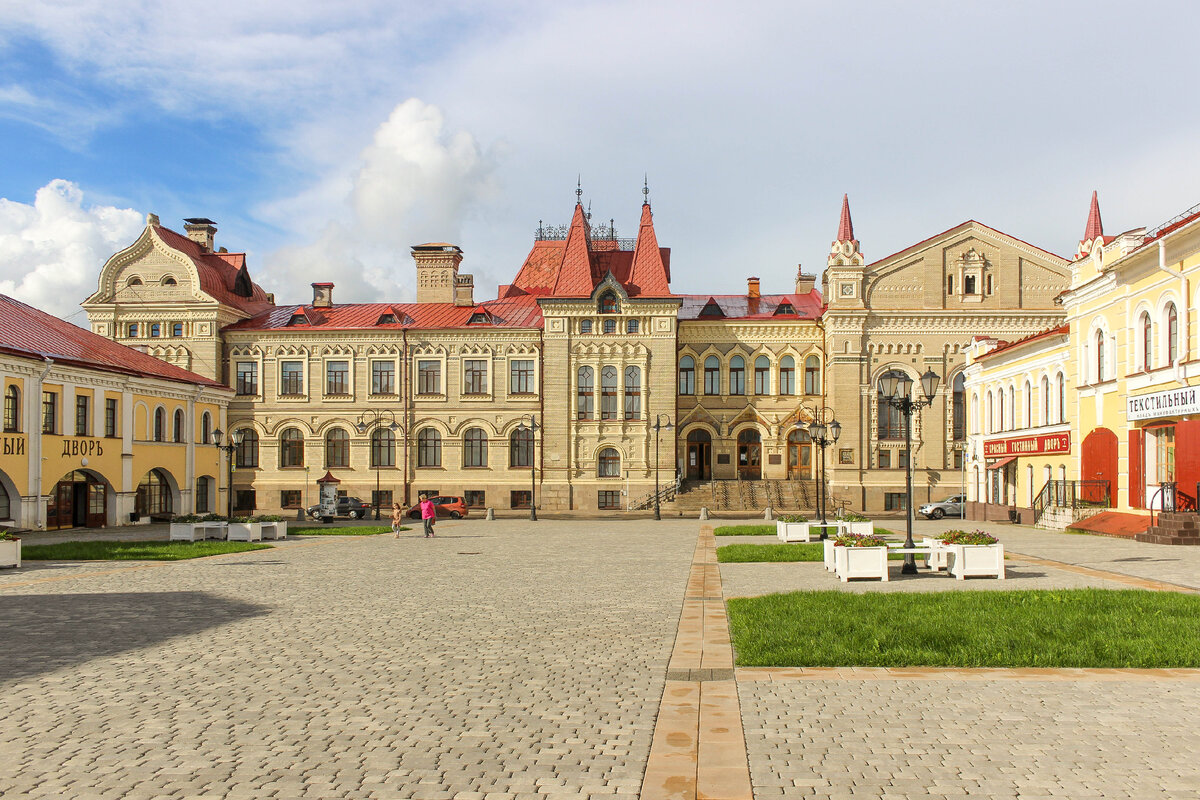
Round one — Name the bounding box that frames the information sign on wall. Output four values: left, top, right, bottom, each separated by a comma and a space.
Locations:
1127, 386, 1200, 421
983, 432, 1070, 458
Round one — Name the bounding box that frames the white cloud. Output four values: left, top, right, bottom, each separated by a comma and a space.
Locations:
256, 98, 497, 304
0, 180, 143, 321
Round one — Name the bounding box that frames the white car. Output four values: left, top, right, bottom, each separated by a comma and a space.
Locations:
918, 495, 965, 520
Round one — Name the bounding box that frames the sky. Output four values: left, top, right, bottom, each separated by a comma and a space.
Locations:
1, 0, 1198, 321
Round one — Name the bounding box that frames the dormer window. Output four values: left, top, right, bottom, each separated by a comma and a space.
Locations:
377, 313, 398, 324
468, 312, 490, 324
598, 293, 619, 314
699, 299, 725, 318
774, 302, 795, 315
288, 314, 308, 326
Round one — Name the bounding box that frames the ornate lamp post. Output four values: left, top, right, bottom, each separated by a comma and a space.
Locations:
211, 427, 244, 518
880, 369, 941, 574
516, 414, 539, 521
652, 415, 674, 520
806, 412, 841, 535
356, 409, 400, 521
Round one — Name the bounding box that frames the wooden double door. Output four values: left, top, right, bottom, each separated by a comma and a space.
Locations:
47, 471, 107, 529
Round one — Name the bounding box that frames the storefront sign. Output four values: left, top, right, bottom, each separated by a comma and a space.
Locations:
983, 432, 1070, 457
1127, 386, 1200, 421
2, 434, 25, 455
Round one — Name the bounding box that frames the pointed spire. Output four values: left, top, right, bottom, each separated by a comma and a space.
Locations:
575, 176, 583, 205
1083, 190, 1103, 242
837, 193, 854, 242
629, 201, 671, 297
553, 201, 596, 296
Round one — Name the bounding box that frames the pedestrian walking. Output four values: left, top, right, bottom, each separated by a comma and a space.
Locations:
391, 502, 405, 538
420, 494, 436, 537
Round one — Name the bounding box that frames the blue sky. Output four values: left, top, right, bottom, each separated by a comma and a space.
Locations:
2, 0, 1198, 319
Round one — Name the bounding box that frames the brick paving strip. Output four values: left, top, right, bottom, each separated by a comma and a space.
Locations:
641, 525, 753, 800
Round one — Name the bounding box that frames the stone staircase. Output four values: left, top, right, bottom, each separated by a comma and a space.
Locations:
1135, 511, 1200, 545
672, 479, 820, 514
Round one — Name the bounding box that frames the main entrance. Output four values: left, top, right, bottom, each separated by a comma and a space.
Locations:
47, 470, 108, 530
737, 429, 762, 480
1081, 427, 1117, 505
787, 428, 812, 479
686, 429, 712, 480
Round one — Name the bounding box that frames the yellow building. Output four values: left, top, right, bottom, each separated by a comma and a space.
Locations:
0, 294, 232, 530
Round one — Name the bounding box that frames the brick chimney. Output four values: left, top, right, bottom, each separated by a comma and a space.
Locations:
183, 218, 217, 252
794, 265, 816, 294
412, 243, 464, 304
454, 273, 474, 307
747, 277, 760, 298
312, 282, 333, 308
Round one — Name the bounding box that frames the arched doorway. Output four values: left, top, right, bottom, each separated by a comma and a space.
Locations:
737, 429, 762, 480
1081, 428, 1118, 505
686, 429, 712, 480
787, 428, 812, 479
136, 469, 174, 519
47, 470, 108, 530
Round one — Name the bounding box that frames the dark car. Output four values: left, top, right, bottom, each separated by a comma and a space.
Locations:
307, 496, 373, 520
406, 495, 469, 520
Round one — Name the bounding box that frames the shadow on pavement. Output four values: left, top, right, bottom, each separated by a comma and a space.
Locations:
0, 592, 268, 684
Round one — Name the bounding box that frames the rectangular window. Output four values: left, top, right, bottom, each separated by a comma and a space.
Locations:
510, 490, 531, 509
464, 359, 488, 395
509, 359, 534, 394
42, 391, 56, 434
780, 364, 794, 395
884, 493, 907, 511
464, 490, 485, 508
598, 490, 622, 510
417, 360, 441, 395
704, 362, 720, 395
953, 450, 963, 469
679, 362, 694, 395
603, 319, 617, 334
878, 450, 891, 469
372, 490, 393, 510
195, 476, 210, 513
3, 384, 18, 432
754, 363, 769, 395
577, 368, 594, 420
234, 490, 257, 512
236, 362, 258, 396
105, 398, 118, 437
325, 360, 349, 395
729, 362, 745, 395
371, 361, 395, 395
280, 361, 304, 395
898, 450, 909, 469
281, 490, 302, 509
964, 275, 976, 294
75, 395, 89, 436
626, 319, 639, 334
580, 319, 593, 334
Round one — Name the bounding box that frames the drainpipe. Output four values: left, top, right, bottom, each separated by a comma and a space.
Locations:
33, 357, 54, 529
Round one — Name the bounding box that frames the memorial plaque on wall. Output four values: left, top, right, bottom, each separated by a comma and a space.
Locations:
716, 454, 731, 465
768, 454, 782, 465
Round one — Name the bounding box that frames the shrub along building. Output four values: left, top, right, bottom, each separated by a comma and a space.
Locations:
0, 294, 231, 531
82, 190, 1074, 516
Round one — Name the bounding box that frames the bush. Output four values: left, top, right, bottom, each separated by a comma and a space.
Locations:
839, 511, 870, 522
253, 515, 286, 522
172, 514, 203, 523
942, 529, 999, 545
833, 533, 887, 547
0, 530, 18, 541
776, 514, 808, 523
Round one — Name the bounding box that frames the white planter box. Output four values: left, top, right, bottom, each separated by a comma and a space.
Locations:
841, 520, 874, 536
170, 523, 201, 542
0, 538, 20, 568
776, 521, 811, 542
834, 545, 889, 582
199, 521, 228, 540
823, 538, 837, 571
259, 521, 287, 540
947, 543, 1005, 580
227, 522, 263, 542
921, 538, 950, 571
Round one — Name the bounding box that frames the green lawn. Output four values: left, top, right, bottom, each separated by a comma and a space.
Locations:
717, 542, 909, 562
727, 589, 1200, 668
289, 525, 406, 536
21, 541, 273, 561
714, 524, 776, 536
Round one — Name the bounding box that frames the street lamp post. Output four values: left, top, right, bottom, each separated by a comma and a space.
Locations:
807, 412, 841, 535
356, 409, 400, 521
517, 414, 539, 521
652, 415, 674, 520
211, 427, 245, 518
880, 369, 942, 574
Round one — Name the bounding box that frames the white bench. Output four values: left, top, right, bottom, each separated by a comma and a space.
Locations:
259, 521, 288, 540
169, 521, 230, 541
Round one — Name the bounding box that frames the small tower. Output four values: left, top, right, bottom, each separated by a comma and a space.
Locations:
824, 194, 866, 306
412, 243, 465, 304
1075, 191, 1105, 260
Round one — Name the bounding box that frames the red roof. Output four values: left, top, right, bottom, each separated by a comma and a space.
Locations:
0, 294, 227, 388
627, 203, 672, 296
225, 294, 543, 332
153, 225, 274, 315
679, 290, 824, 321
837, 193, 855, 242
976, 324, 1069, 361
1083, 190, 1104, 242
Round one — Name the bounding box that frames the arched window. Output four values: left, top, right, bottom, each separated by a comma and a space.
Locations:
986, 390, 994, 434
1141, 312, 1153, 371
3, 385, 19, 433
128, 323, 139, 337
126, 276, 143, 287
280, 427, 304, 467
510, 427, 534, 467
598, 447, 620, 477
598, 293, 619, 314
678, 356, 695, 395
1167, 303, 1179, 365
703, 356, 720, 395
600, 366, 618, 420
464, 428, 488, 468
135, 469, 172, 515
952, 373, 965, 440
1095, 329, 1105, 382
416, 428, 439, 467
1041, 376, 1051, 426
804, 355, 821, 395
754, 356, 770, 395
577, 366, 594, 420
877, 371, 905, 440
374, 427, 397, 467
986, 275, 993, 295
1024, 381, 1032, 429
235, 429, 259, 468
150, 323, 161, 338
779, 356, 795, 395
162, 276, 177, 286
970, 393, 979, 435
729, 356, 745, 395
200, 412, 211, 444
1007, 385, 1015, 430
325, 428, 349, 468
624, 366, 641, 420
153, 407, 166, 441
173, 408, 184, 443
1056, 373, 1066, 423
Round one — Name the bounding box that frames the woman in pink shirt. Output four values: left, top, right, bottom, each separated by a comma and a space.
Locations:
420, 494, 436, 537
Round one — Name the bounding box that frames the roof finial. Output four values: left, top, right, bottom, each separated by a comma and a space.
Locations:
837, 193, 855, 242
586, 200, 592, 222
1083, 190, 1103, 242
576, 176, 582, 205
538, 219, 544, 239
643, 174, 650, 207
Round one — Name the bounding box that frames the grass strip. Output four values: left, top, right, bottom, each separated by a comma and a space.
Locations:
21, 541, 272, 561
718, 543, 910, 562
289, 525, 405, 536
727, 589, 1200, 668
714, 525, 776, 536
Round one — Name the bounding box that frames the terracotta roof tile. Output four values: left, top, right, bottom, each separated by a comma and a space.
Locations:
627, 203, 673, 297
154, 225, 274, 315
837, 193, 855, 242
1083, 190, 1104, 242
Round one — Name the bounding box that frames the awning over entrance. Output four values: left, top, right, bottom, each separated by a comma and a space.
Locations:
986, 455, 1018, 470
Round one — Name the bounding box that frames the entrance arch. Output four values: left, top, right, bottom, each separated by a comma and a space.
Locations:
1081, 428, 1118, 505
685, 429, 712, 480
0, 468, 18, 526
136, 468, 180, 518
737, 429, 762, 480
787, 428, 812, 479
47, 469, 110, 529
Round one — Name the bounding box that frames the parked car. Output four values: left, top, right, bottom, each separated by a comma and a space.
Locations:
918, 495, 965, 520
407, 495, 469, 520
307, 496, 374, 520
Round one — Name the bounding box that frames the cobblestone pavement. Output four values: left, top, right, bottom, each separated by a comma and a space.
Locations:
0, 519, 698, 799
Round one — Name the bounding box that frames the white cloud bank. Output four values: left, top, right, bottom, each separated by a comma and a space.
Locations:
0, 181, 143, 320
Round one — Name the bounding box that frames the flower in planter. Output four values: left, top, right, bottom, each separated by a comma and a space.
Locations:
201, 513, 228, 522
941, 529, 998, 545
777, 514, 808, 523
839, 511, 870, 522
252, 515, 285, 522
833, 533, 887, 547
0, 530, 19, 541
173, 514, 203, 523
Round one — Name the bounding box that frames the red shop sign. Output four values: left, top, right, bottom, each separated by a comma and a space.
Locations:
983, 432, 1070, 457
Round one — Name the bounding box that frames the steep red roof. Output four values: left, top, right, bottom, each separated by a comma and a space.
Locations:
1083, 190, 1104, 242
224, 295, 543, 332
153, 225, 274, 314
627, 203, 672, 296
553, 203, 599, 296
837, 193, 855, 242
0, 294, 227, 388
